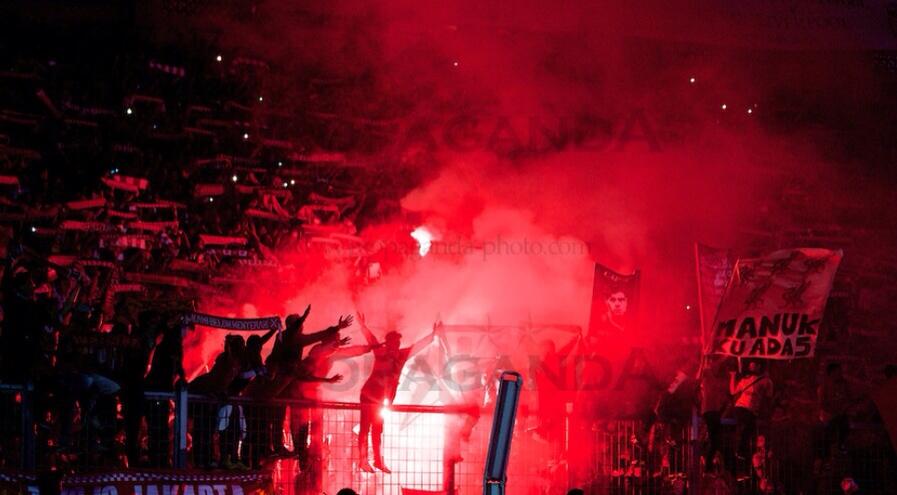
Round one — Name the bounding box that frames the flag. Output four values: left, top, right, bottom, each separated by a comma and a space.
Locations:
710, 248, 842, 360
695, 243, 735, 352
587, 263, 640, 338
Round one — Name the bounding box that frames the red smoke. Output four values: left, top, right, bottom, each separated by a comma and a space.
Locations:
170, 3, 897, 492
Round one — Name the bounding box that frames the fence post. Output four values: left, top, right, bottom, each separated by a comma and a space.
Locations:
173, 382, 188, 468
21, 382, 35, 471
443, 410, 458, 495
688, 406, 701, 494
173, 320, 189, 469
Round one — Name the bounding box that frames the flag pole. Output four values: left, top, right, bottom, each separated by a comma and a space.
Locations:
691, 242, 706, 495
694, 243, 709, 378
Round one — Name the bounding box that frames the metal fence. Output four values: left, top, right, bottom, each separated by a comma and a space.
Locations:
2, 382, 896, 495
186, 396, 461, 495
0, 383, 31, 470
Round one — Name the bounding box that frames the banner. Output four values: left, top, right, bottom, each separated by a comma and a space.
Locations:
169, 259, 206, 273
66, 197, 106, 210
308, 192, 355, 212
205, 248, 251, 258
124, 273, 197, 289
199, 235, 247, 247
235, 185, 259, 195
148, 61, 186, 78
48, 254, 77, 266
80, 260, 117, 269
710, 248, 842, 360
129, 221, 179, 232
587, 263, 640, 338
61, 470, 272, 495
110, 283, 146, 294
131, 201, 185, 210
695, 243, 735, 351
106, 235, 151, 250
236, 258, 282, 269
102, 175, 149, 193
0, 175, 20, 187
184, 312, 282, 332
295, 151, 346, 163
194, 184, 225, 197
0, 471, 38, 495
60, 220, 110, 232
107, 210, 138, 220
245, 209, 290, 222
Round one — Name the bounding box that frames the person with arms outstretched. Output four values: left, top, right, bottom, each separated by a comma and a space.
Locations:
356, 312, 438, 473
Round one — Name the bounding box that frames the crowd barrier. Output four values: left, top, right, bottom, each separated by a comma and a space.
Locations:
1, 383, 895, 494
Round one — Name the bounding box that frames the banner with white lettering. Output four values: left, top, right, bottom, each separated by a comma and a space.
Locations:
184, 312, 282, 332
0, 471, 38, 495
61, 471, 272, 495
710, 248, 842, 360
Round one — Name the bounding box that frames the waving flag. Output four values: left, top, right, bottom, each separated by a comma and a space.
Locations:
710, 248, 842, 359
695, 243, 735, 351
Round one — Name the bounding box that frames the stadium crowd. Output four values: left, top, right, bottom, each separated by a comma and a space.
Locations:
1, 28, 897, 495
0, 39, 406, 472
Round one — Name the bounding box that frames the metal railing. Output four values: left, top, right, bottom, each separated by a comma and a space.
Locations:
2, 382, 896, 495
0, 383, 32, 471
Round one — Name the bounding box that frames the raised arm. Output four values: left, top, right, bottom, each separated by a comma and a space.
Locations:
259, 326, 278, 346
299, 314, 353, 345
409, 321, 440, 356
357, 312, 380, 347
333, 344, 375, 358
293, 370, 344, 383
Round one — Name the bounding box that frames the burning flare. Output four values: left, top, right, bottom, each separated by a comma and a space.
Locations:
410, 226, 433, 257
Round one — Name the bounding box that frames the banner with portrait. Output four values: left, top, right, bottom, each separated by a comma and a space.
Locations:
587, 263, 640, 338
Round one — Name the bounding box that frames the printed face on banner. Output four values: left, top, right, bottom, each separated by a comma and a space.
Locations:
605, 291, 629, 316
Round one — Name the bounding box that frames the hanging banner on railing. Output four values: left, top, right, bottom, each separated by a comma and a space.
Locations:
61, 471, 273, 495
710, 248, 842, 359
184, 312, 282, 332
0, 471, 39, 495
